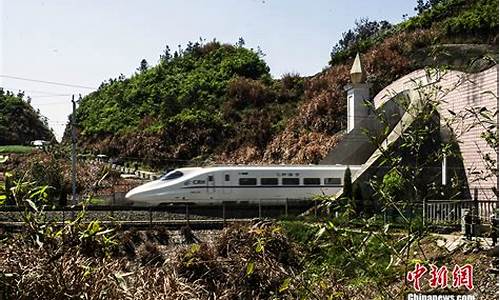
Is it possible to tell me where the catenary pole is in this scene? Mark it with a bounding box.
[71,95,77,205]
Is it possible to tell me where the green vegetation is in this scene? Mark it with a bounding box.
[0,145,34,154]
[73,40,304,166]
[401,0,499,35]
[77,40,271,135]
[88,197,107,205]
[0,147,122,207]
[0,89,55,145]
[330,0,499,65]
[281,219,403,297]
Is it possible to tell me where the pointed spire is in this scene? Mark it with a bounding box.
[350,53,365,84]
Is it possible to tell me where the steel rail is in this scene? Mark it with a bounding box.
[0,218,255,230]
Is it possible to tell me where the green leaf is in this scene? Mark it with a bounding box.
[90,221,101,235]
[25,199,38,212]
[279,277,292,293]
[386,255,394,270]
[255,240,264,253]
[96,228,115,236]
[113,271,134,291]
[246,261,255,276]
[315,227,326,241]
[383,224,391,234]
[83,265,93,278]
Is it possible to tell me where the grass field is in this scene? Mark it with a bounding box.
[0,145,34,154]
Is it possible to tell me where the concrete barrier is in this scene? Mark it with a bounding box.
[87,159,160,181]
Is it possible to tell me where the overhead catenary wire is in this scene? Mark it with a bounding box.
[33,101,72,106]
[0,85,74,96]
[0,75,97,90]
[29,94,73,98]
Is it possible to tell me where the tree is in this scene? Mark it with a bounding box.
[160,45,172,62]
[352,182,364,214]
[330,18,392,65]
[137,59,149,73]
[414,0,444,14]
[343,166,353,200]
[236,37,246,47]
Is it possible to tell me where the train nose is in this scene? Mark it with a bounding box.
[125,187,149,204]
[125,181,161,203]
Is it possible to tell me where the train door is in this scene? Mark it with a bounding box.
[223,173,231,194]
[207,174,215,193]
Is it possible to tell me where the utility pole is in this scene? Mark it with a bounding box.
[71,95,77,206]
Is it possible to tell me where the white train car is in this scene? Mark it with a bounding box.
[125,165,361,206]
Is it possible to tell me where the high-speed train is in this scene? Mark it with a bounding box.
[125,165,361,206]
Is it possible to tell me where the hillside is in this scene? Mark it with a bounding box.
[0,89,55,145]
[68,41,304,167]
[68,0,498,169]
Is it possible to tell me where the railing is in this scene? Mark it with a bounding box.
[424,199,498,225]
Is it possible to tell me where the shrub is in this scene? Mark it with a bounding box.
[226,76,275,109]
[138,241,164,266]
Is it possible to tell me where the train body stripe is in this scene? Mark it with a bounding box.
[181,185,343,189]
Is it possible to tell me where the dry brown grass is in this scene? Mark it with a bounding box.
[1,219,498,299]
[0,221,300,299]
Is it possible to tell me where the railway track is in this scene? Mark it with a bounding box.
[0,203,313,231]
[0,218,255,230]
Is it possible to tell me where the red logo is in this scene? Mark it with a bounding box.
[407,264,474,291]
[452,264,474,290]
[407,263,428,291]
[429,265,448,288]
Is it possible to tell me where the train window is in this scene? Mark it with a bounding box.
[239,178,257,185]
[282,178,300,185]
[225,174,230,181]
[261,178,278,185]
[304,178,320,185]
[161,171,183,180]
[324,178,341,185]
[208,175,214,182]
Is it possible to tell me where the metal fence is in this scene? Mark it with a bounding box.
[424,199,498,225]
[88,182,140,205]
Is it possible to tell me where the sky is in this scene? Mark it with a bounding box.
[0,0,417,141]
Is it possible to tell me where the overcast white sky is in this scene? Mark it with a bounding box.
[0,0,417,141]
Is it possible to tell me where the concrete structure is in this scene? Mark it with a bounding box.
[374,66,498,201]
[321,54,498,212]
[321,91,407,165]
[346,53,371,133]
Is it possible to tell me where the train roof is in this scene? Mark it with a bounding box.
[178,165,362,172]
